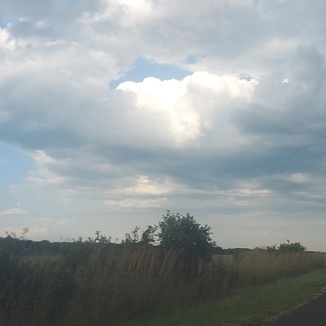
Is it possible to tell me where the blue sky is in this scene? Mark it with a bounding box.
[1,0,326,250]
[0,145,35,184]
[109,58,191,88]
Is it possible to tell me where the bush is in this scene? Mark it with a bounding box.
[278,242,306,253]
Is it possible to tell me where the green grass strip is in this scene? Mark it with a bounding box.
[119,268,326,326]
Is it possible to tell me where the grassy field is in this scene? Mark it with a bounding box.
[0,239,325,326]
[118,268,326,326]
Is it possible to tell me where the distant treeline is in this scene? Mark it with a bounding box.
[0,236,252,257]
[0,236,119,257]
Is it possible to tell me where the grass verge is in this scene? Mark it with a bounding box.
[119,268,326,326]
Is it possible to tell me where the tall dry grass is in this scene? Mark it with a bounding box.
[0,245,325,326]
[223,249,326,288]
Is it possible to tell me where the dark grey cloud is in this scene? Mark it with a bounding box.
[232,47,326,167]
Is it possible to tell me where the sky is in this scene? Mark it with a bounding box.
[1,0,326,251]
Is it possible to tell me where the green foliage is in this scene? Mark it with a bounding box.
[278,241,306,253]
[122,226,141,245]
[265,244,277,253]
[157,211,216,263]
[265,240,307,254]
[265,241,306,254]
[141,225,157,245]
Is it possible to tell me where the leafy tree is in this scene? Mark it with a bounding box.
[157,211,216,263]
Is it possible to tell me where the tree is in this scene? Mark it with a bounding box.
[157,211,216,263]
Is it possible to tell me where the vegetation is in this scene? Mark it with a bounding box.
[120,268,326,326]
[157,211,216,262]
[153,211,216,276]
[0,213,325,326]
[266,240,306,253]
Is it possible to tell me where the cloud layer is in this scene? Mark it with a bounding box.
[1,0,326,250]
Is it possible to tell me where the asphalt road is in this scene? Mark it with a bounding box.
[262,291,326,326]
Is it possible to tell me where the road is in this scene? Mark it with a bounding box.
[263,291,326,326]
